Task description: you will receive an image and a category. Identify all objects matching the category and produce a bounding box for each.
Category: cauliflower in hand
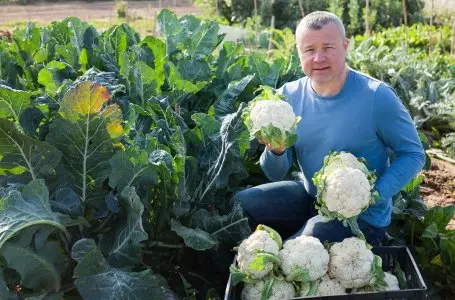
[231,225,282,285]
[323,167,371,218]
[241,278,295,300]
[328,237,386,289]
[312,151,379,240]
[279,235,329,282]
[243,86,301,149]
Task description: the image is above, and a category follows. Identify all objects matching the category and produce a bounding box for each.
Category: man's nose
[313,51,325,63]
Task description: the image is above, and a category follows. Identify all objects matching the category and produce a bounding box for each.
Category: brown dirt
[421,154,455,229]
[0,0,200,23]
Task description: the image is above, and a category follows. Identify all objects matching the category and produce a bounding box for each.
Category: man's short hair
[296,11,346,41]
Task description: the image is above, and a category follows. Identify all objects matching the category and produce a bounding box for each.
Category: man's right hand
[258,140,286,156]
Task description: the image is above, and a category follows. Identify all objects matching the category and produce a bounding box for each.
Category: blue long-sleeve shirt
[260,68,425,227]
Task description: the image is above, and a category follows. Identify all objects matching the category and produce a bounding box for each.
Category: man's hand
[258,140,286,156]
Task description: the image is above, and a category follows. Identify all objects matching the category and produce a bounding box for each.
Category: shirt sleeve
[260,148,293,181]
[373,83,426,202]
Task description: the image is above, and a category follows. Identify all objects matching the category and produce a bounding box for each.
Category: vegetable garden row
[0,8,454,299]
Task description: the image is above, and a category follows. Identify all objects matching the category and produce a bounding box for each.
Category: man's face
[297,23,348,86]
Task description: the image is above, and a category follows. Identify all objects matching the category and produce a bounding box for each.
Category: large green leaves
[0,180,68,249]
[0,119,62,182]
[72,239,169,300]
[46,81,123,204]
[108,146,158,192]
[0,85,35,121]
[100,187,148,267]
[1,241,64,292]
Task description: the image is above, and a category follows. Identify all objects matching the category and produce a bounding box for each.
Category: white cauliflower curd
[241,279,295,300]
[328,237,374,288]
[279,235,329,282]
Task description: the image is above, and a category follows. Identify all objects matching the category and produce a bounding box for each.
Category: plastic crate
[224,246,427,300]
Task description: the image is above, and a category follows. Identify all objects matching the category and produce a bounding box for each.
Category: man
[234,11,425,246]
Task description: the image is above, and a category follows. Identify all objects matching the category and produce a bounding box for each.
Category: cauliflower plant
[312,151,379,239]
[243,86,301,149]
[231,225,282,285]
[279,235,329,282]
[328,237,382,289]
[241,278,295,300]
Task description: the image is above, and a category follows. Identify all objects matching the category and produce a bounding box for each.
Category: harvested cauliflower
[243,86,301,149]
[279,235,329,282]
[233,225,282,281]
[315,275,346,296]
[328,237,374,288]
[383,272,400,291]
[242,278,295,300]
[322,167,371,218]
[322,151,370,176]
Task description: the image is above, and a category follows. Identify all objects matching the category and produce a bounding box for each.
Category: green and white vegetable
[243,86,301,149]
[313,151,379,239]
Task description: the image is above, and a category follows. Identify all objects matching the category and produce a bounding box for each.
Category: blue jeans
[232,180,387,246]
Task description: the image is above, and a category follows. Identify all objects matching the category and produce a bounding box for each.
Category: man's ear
[343,38,349,51]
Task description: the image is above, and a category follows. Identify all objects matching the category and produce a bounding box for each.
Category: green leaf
[0,180,68,249]
[1,242,61,292]
[249,252,281,271]
[75,269,169,300]
[171,219,217,251]
[0,268,15,299]
[101,186,148,267]
[422,222,439,239]
[213,75,254,116]
[424,205,455,231]
[190,205,251,245]
[46,81,124,204]
[402,174,424,193]
[72,239,111,278]
[370,255,386,291]
[108,146,158,192]
[0,85,35,121]
[129,61,163,106]
[394,262,407,289]
[0,119,62,182]
[261,278,275,300]
[285,265,311,282]
[248,54,283,88]
[37,61,75,97]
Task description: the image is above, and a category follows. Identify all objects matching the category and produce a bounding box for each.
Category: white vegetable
[315,275,346,296]
[383,272,400,291]
[241,279,295,300]
[250,100,296,132]
[322,167,371,218]
[279,235,329,282]
[322,151,370,176]
[236,226,281,279]
[328,237,374,288]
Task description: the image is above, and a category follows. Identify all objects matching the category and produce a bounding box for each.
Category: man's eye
[304,49,314,53]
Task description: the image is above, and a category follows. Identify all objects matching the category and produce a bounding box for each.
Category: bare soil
[0,0,200,23]
[421,154,455,229]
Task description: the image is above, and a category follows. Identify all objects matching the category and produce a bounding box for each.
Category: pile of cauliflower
[312,151,380,239]
[243,86,301,149]
[230,225,401,300]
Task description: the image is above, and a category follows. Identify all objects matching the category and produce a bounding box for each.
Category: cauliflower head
[243,86,301,149]
[328,237,374,288]
[383,272,400,291]
[241,279,295,300]
[322,151,370,176]
[279,235,329,282]
[322,167,372,218]
[315,275,346,296]
[249,100,296,131]
[236,228,281,279]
